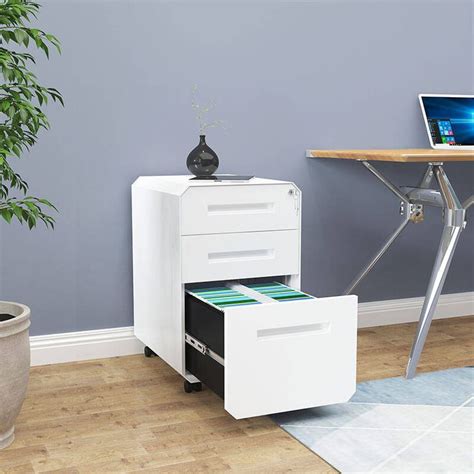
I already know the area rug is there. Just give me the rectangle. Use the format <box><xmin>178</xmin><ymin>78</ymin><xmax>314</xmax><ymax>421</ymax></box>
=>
<box><xmin>273</xmin><ymin>367</ymin><xmax>473</xmax><ymax>473</ymax></box>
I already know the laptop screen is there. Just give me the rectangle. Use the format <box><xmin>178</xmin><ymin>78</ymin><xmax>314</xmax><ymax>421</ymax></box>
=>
<box><xmin>420</xmin><ymin>96</ymin><xmax>474</xmax><ymax>146</ymax></box>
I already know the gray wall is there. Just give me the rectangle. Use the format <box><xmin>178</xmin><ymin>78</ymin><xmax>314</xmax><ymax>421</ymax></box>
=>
<box><xmin>0</xmin><ymin>0</ymin><xmax>472</xmax><ymax>336</ymax></box>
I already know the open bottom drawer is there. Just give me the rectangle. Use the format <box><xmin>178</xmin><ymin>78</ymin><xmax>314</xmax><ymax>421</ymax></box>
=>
<box><xmin>185</xmin><ymin>283</ymin><xmax>357</xmax><ymax>419</ymax></box>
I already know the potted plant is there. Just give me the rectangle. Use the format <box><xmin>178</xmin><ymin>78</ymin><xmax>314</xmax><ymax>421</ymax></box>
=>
<box><xmin>0</xmin><ymin>0</ymin><xmax>62</xmax><ymax>449</ymax></box>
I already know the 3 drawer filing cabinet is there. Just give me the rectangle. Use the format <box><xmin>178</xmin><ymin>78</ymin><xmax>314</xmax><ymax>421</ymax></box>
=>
<box><xmin>132</xmin><ymin>176</ymin><xmax>357</xmax><ymax>419</ymax></box>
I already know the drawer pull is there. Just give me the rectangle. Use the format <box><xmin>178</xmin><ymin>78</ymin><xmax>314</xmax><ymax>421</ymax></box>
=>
<box><xmin>257</xmin><ymin>322</ymin><xmax>330</xmax><ymax>340</ymax></box>
<box><xmin>208</xmin><ymin>249</ymin><xmax>274</xmax><ymax>263</ymax></box>
<box><xmin>207</xmin><ymin>202</ymin><xmax>274</xmax><ymax>215</ymax></box>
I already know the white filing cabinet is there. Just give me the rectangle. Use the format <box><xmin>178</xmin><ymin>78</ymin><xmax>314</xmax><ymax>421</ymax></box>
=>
<box><xmin>132</xmin><ymin>176</ymin><xmax>357</xmax><ymax>419</ymax></box>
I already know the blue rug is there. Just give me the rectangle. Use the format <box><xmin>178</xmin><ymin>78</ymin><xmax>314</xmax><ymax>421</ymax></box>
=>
<box><xmin>273</xmin><ymin>367</ymin><xmax>473</xmax><ymax>472</ymax></box>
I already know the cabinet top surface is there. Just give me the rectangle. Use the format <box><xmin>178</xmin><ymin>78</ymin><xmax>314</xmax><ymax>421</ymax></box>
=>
<box><xmin>306</xmin><ymin>149</ymin><xmax>474</xmax><ymax>162</ymax></box>
<box><xmin>133</xmin><ymin>176</ymin><xmax>295</xmax><ymax>195</ymax></box>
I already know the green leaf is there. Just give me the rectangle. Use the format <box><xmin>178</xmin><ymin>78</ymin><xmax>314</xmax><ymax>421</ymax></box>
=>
<box><xmin>19</xmin><ymin>107</ymin><xmax>28</xmax><ymax>122</ymax></box>
<box><xmin>0</xmin><ymin>208</ymin><xmax>13</xmax><ymax>223</ymax></box>
<box><xmin>37</xmin><ymin>197</ymin><xmax>58</xmax><ymax>211</ymax></box>
<box><xmin>14</xmin><ymin>29</ymin><xmax>27</xmax><ymax>44</ymax></box>
<box><xmin>1</xmin><ymin>100</ymin><xmax>11</xmax><ymax>112</ymax></box>
<box><xmin>12</xmin><ymin>144</ymin><xmax>21</xmax><ymax>157</ymax></box>
<box><xmin>12</xmin><ymin>204</ymin><xmax>23</xmax><ymax>221</ymax></box>
<box><xmin>27</xmin><ymin>214</ymin><xmax>36</xmax><ymax>229</ymax></box>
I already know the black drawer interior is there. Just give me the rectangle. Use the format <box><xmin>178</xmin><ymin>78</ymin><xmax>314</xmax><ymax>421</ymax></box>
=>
<box><xmin>185</xmin><ymin>292</ymin><xmax>224</xmax><ymax>398</ymax></box>
<box><xmin>185</xmin><ymin>344</ymin><xmax>224</xmax><ymax>398</ymax></box>
<box><xmin>185</xmin><ymin>293</ymin><xmax>224</xmax><ymax>357</ymax></box>
<box><xmin>184</xmin><ymin>279</ymin><xmax>313</xmax><ymax>399</ymax></box>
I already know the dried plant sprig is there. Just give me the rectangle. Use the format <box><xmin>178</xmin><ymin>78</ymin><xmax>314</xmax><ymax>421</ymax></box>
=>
<box><xmin>191</xmin><ymin>85</ymin><xmax>226</xmax><ymax>134</ymax></box>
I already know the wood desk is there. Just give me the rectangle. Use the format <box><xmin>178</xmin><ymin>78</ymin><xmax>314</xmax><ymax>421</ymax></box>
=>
<box><xmin>307</xmin><ymin>148</ymin><xmax>474</xmax><ymax>378</ymax></box>
<box><xmin>306</xmin><ymin>148</ymin><xmax>473</xmax><ymax>162</ymax></box>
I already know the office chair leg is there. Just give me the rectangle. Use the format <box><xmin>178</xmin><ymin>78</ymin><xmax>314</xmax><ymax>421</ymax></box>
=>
<box><xmin>406</xmin><ymin>166</ymin><xmax>465</xmax><ymax>379</ymax></box>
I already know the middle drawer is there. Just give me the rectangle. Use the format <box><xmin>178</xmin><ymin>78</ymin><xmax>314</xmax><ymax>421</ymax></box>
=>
<box><xmin>181</xmin><ymin>230</ymin><xmax>299</xmax><ymax>283</ymax></box>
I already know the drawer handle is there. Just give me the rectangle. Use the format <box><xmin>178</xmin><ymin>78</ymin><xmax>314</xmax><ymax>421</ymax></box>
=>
<box><xmin>257</xmin><ymin>322</ymin><xmax>330</xmax><ymax>339</ymax></box>
<box><xmin>207</xmin><ymin>202</ymin><xmax>275</xmax><ymax>215</ymax></box>
<box><xmin>208</xmin><ymin>249</ymin><xmax>274</xmax><ymax>263</ymax></box>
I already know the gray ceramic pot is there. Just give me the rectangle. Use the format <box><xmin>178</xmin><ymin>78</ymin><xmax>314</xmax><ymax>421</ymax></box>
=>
<box><xmin>0</xmin><ymin>301</ymin><xmax>30</xmax><ymax>449</ymax></box>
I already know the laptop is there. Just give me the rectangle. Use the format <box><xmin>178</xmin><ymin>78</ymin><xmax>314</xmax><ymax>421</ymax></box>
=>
<box><xmin>419</xmin><ymin>94</ymin><xmax>474</xmax><ymax>150</ymax></box>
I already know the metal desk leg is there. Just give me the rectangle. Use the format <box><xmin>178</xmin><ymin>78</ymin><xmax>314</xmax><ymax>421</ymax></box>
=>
<box><xmin>417</xmin><ymin>164</ymin><xmax>434</xmax><ymax>189</ymax></box>
<box><xmin>344</xmin><ymin>162</ymin><xmax>468</xmax><ymax>377</ymax></box>
<box><xmin>344</xmin><ymin>161</ymin><xmax>411</xmax><ymax>295</ymax></box>
<box><xmin>344</xmin><ymin>218</ymin><xmax>410</xmax><ymax>295</ymax></box>
<box><xmin>463</xmin><ymin>195</ymin><xmax>474</xmax><ymax>210</ymax></box>
<box><xmin>406</xmin><ymin>166</ymin><xmax>465</xmax><ymax>378</ymax></box>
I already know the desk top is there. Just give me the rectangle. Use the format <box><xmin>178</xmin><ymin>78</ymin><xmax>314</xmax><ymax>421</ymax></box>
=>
<box><xmin>306</xmin><ymin>149</ymin><xmax>474</xmax><ymax>163</ymax></box>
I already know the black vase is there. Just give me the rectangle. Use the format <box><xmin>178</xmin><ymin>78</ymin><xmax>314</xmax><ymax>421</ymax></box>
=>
<box><xmin>186</xmin><ymin>135</ymin><xmax>219</xmax><ymax>178</ymax></box>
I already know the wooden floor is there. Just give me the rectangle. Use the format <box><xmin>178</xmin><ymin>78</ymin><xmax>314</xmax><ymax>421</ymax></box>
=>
<box><xmin>1</xmin><ymin>316</ymin><xmax>472</xmax><ymax>473</ymax></box>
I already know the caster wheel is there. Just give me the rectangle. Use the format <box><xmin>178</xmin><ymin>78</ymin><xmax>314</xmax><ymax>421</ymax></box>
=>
<box><xmin>144</xmin><ymin>346</ymin><xmax>155</xmax><ymax>358</ymax></box>
<box><xmin>183</xmin><ymin>380</ymin><xmax>203</xmax><ymax>393</ymax></box>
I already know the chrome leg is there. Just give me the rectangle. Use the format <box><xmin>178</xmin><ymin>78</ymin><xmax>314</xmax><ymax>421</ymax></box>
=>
<box><xmin>362</xmin><ymin>161</ymin><xmax>410</xmax><ymax>202</ymax></box>
<box><xmin>406</xmin><ymin>166</ymin><xmax>465</xmax><ymax>378</ymax></box>
<box><xmin>344</xmin><ymin>218</ymin><xmax>410</xmax><ymax>295</ymax></box>
<box><xmin>463</xmin><ymin>195</ymin><xmax>474</xmax><ymax>210</ymax></box>
<box><xmin>418</xmin><ymin>164</ymin><xmax>434</xmax><ymax>188</ymax></box>
<box><xmin>346</xmin><ymin>162</ymin><xmax>467</xmax><ymax>377</ymax></box>
<box><xmin>343</xmin><ymin>161</ymin><xmax>410</xmax><ymax>295</ymax></box>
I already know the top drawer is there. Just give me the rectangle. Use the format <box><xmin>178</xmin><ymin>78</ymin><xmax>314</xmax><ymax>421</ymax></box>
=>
<box><xmin>180</xmin><ymin>184</ymin><xmax>300</xmax><ymax>235</ymax></box>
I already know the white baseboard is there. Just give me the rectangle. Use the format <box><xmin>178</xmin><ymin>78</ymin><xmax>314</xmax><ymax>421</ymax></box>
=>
<box><xmin>358</xmin><ymin>291</ymin><xmax>474</xmax><ymax>328</ymax></box>
<box><xmin>30</xmin><ymin>292</ymin><xmax>473</xmax><ymax>366</ymax></box>
<box><xmin>30</xmin><ymin>327</ymin><xmax>144</xmax><ymax>367</ymax></box>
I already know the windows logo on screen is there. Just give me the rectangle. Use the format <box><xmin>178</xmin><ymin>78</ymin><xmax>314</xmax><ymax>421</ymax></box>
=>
<box><xmin>436</xmin><ymin>119</ymin><xmax>456</xmax><ymax>144</ymax></box>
